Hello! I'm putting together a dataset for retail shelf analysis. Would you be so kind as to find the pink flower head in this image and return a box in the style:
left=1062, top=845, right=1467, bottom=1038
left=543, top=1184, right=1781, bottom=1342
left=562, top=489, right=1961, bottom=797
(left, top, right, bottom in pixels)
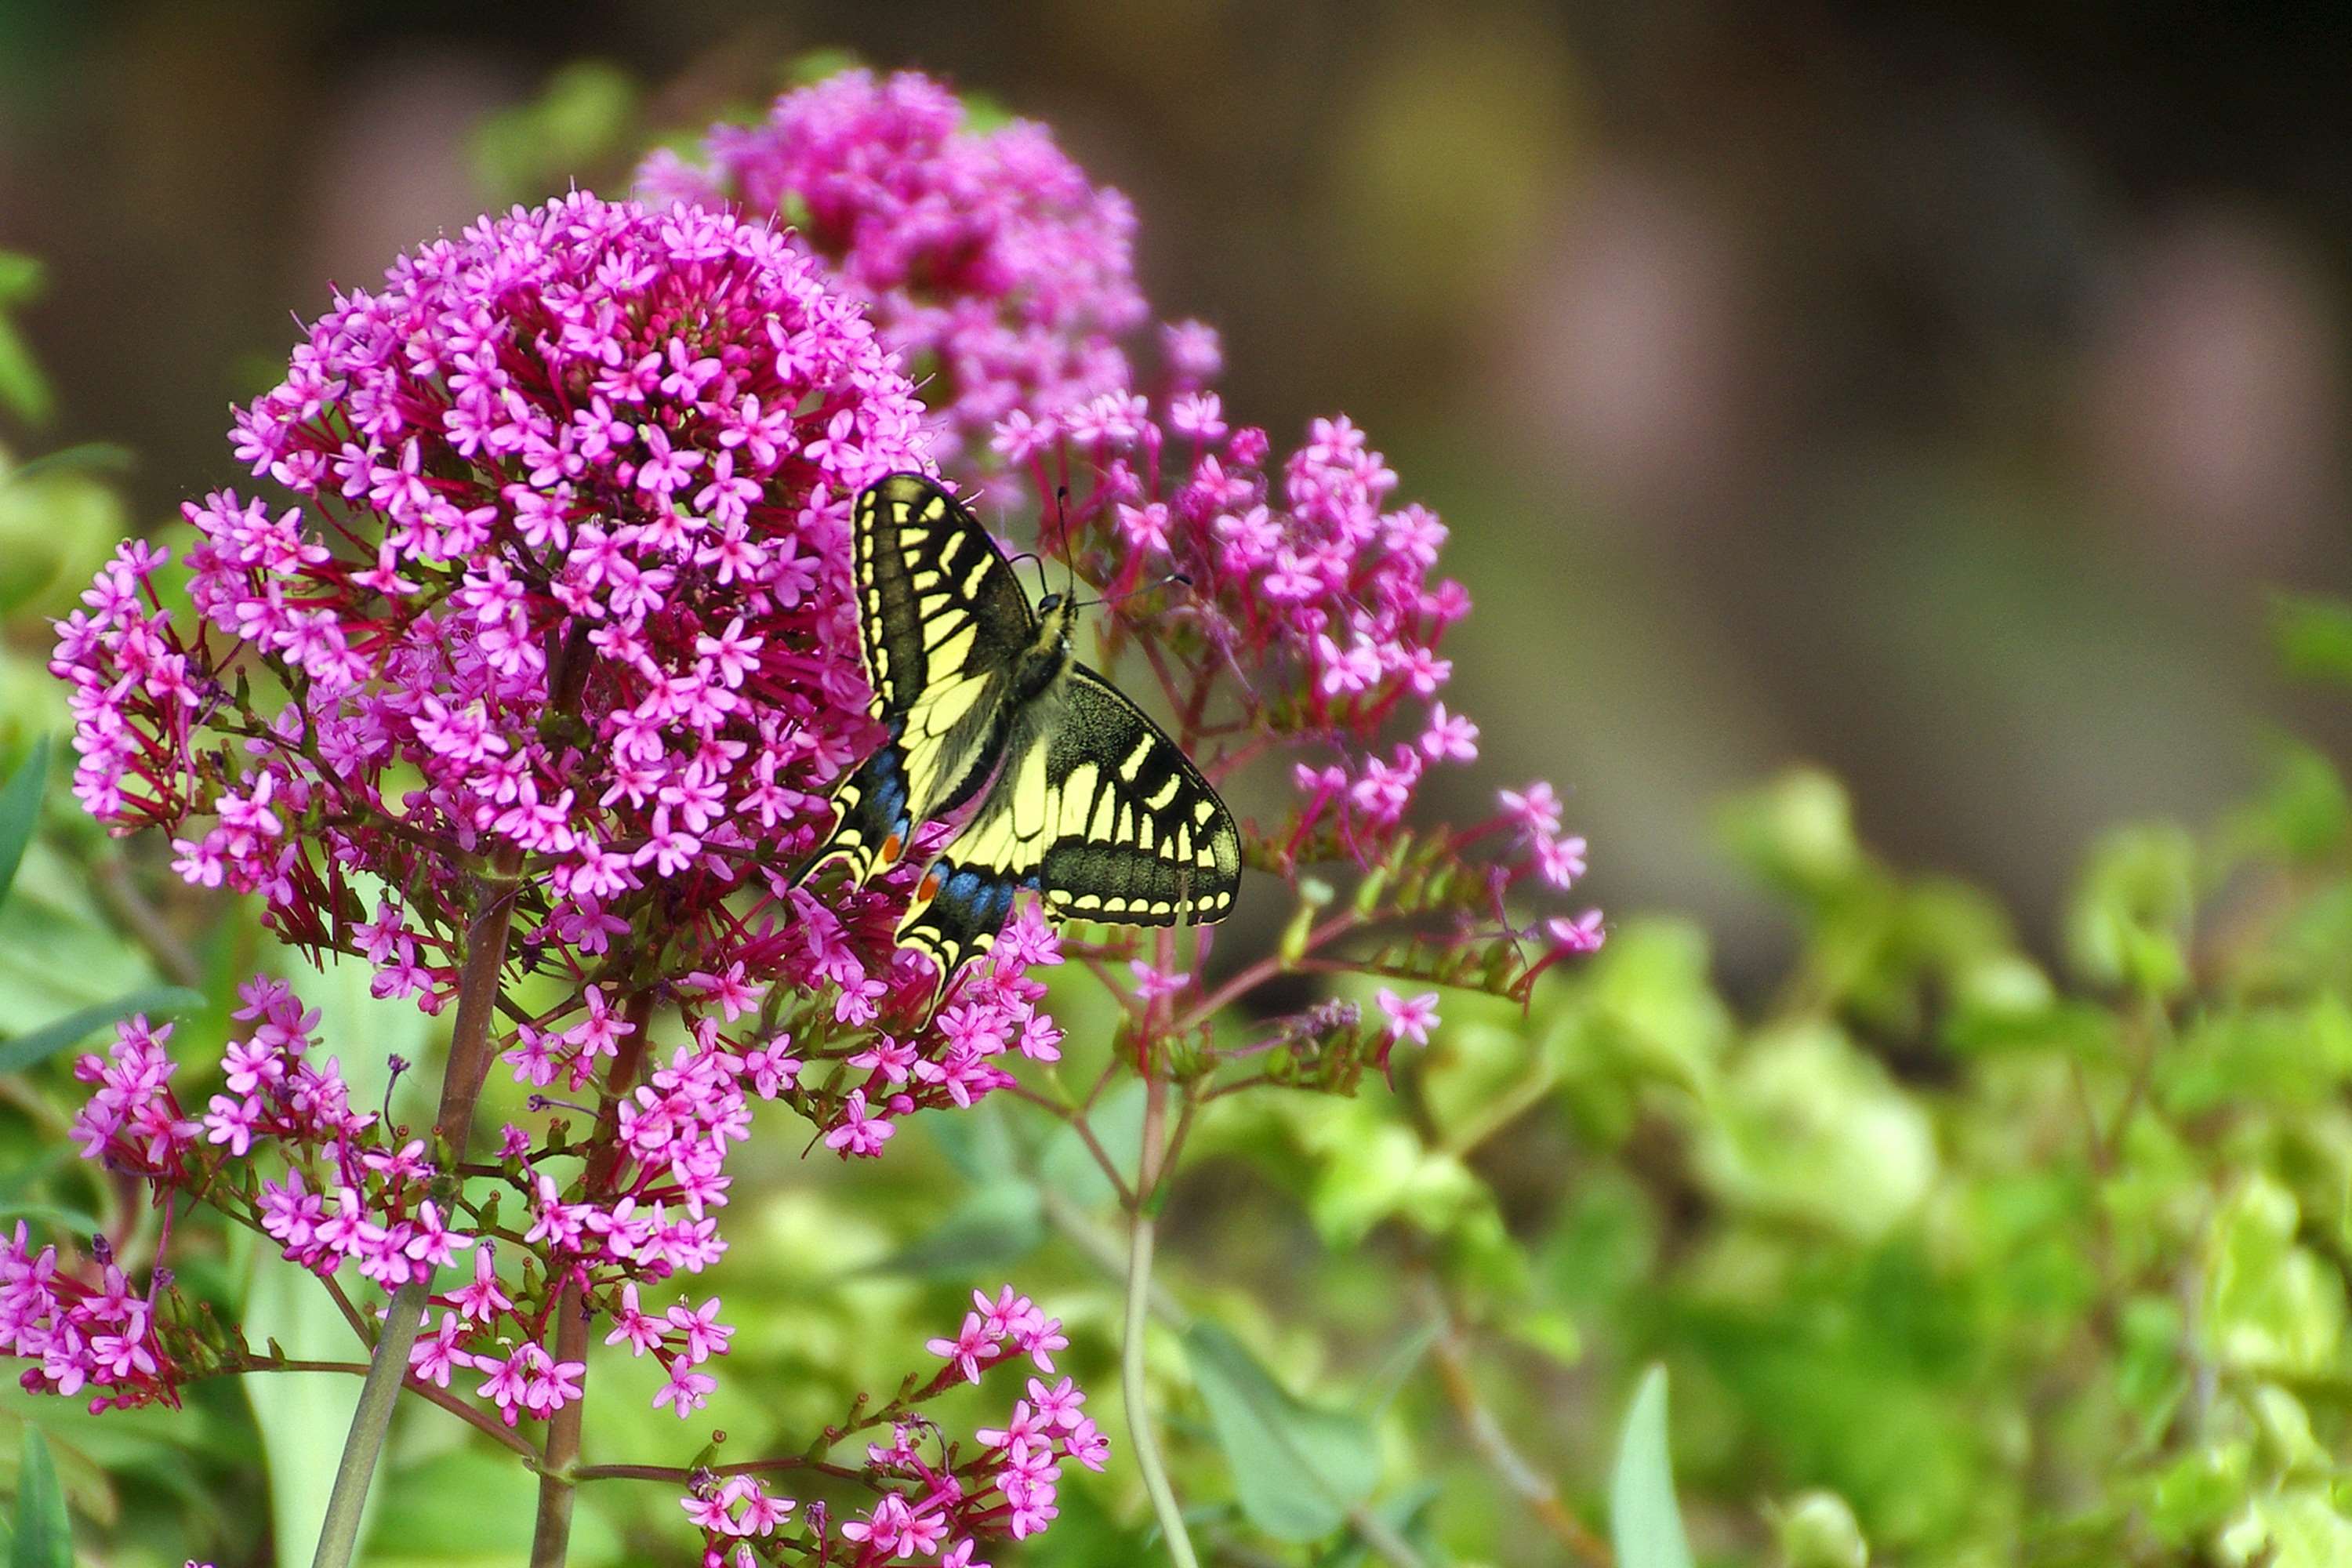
left=53, top=191, right=929, bottom=1014
left=641, top=68, right=1146, bottom=459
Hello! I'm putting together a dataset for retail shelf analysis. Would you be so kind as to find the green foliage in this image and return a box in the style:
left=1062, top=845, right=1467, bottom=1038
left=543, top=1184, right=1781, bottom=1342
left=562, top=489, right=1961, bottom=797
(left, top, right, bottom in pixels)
left=470, top=63, right=641, bottom=206
left=8, top=1427, right=71, bottom=1568
left=0, top=737, right=47, bottom=912
left=1610, top=1367, right=1693, bottom=1568
left=0, top=252, right=54, bottom=427
left=1184, top=1323, right=1380, bottom=1541
left=0, top=985, right=207, bottom=1076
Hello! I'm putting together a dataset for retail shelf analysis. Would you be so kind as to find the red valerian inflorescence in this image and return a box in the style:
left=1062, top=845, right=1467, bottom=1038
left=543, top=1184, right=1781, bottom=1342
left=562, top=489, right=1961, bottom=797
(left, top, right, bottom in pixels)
left=639, top=67, right=1152, bottom=465
left=25, top=65, right=1597, bottom=1568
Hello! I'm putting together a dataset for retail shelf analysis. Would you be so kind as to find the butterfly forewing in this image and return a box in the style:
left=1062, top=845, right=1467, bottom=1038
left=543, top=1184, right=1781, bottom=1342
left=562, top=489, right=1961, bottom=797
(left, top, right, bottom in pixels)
left=821, top=476, right=1035, bottom=878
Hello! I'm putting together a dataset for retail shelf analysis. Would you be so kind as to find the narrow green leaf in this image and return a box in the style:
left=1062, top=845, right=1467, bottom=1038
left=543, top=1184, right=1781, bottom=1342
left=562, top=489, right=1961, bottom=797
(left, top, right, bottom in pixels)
left=0, top=734, right=52, bottom=911
left=245, top=1251, right=378, bottom=1568
left=1186, top=1322, right=1380, bottom=1542
left=0, top=985, right=209, bottom=1076
left=10, top=1425, right=72, bottom=1568
left=3, top=442, right=135, bottom=486
left=244, top=950, right=419, bottom=1568
left=0, top=1145, right=74, bottom=1203
left=0, top=1203, right=103, bottom=1237
left=1610, top=1366, right=1694, bottom=1568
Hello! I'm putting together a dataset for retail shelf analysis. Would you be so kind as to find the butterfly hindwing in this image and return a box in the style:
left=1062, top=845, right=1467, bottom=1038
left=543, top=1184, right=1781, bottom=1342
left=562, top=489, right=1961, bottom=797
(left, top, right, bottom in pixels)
left=813, top=475, right=1033, bottom=881
left=895, top=856, right=1024, bottom=999
left=894, top=664, right=1242, bottom=1004
left=1034, top=665, right=1242, bottom=925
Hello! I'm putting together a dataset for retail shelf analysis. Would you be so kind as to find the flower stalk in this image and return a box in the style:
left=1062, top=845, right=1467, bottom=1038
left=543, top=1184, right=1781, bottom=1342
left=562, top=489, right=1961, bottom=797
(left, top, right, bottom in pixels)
left=309, top=852, right=522, bottom=1568
left=1123, top=1072, right=1200, bottom=1568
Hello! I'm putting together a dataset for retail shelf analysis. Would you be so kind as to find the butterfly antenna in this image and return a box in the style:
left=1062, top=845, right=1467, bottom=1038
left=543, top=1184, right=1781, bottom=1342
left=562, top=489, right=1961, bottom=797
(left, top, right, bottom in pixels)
left=1080, top=570, right=1192, bottom=615
left=1054, top=485, right=1075, bottom=601
left=1003, top=549, right=1051, bottom=598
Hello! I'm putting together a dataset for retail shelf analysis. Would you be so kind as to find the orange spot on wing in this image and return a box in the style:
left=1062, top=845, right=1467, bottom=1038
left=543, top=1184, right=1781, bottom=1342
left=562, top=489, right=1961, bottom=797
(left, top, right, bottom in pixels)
left=880, top=831, right=903, bottom=865
left=918, top=870, right=942, bottom=902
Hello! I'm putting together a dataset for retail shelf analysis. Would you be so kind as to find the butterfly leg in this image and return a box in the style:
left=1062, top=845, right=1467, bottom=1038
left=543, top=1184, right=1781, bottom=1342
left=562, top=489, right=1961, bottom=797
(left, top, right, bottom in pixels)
left=796, top=737, right=917, bottom=887
left=894, top=858, right=1025, bottom=1009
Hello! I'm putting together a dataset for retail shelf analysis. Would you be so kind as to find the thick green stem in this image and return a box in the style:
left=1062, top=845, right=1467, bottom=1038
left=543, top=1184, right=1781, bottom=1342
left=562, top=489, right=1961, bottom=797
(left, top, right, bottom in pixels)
left=1124, top=1075, right=1200, bottom=1568
left=309, top=855, right=523, bottom=1568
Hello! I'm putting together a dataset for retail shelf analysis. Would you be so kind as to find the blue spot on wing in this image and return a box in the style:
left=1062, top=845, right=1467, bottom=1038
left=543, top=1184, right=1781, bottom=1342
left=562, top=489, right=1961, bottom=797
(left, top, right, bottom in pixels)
left=898, top=855, right=1023, bottom=1005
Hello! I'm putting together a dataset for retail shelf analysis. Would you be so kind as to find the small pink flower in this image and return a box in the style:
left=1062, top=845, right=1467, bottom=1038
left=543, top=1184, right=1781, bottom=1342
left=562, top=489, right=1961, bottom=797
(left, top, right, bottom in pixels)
left=1376, top=989, right=1441, bottom=1048
left=653, top=1358, right=718, bottom=1418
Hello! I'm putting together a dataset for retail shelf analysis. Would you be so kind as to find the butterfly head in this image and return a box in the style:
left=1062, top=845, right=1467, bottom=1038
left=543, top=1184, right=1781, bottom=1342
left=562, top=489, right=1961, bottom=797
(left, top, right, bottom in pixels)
left=1034, top=590, right=1076, bottom=644
left=1013, top=590, right=1079, bottom=704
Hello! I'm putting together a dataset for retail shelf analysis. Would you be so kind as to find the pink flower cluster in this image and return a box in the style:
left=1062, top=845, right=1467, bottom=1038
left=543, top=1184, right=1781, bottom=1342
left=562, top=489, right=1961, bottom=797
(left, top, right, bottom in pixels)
left=680, top=1287, right=1101, bottom=1568
left=1, top=1226, right=171, bottom=1411
left=1036, top=407, right=1475, bottom=839
left=49, top=188, right=1093, bottom=1142
left=50, top=191, right=933, bottom=1015
left=31, top=971, right=776, bottom=1432
left=632, top=65, right=1602, bottom=1010
left=1000, top=395, right=1599, bottom=953
left=28, top=58, right=1606, bottom=1568
left=641, top=68, right=1148, bottom=460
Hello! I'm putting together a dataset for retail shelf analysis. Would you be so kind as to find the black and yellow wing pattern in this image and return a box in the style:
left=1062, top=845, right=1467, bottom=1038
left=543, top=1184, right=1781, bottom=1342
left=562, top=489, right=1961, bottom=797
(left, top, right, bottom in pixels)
left=805, top=473, right=1243, bottom=1007
left=814, top=473, right=1035, bottom=884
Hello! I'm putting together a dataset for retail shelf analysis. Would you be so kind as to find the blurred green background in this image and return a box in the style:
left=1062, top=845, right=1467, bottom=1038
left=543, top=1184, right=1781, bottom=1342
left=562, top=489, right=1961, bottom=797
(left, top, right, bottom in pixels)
left=8, top=5, right=2352, bottom=1566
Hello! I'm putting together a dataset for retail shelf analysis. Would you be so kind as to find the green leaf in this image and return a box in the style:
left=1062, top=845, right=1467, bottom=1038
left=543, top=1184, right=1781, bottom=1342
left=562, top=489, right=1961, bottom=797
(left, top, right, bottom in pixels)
left=1718, top=768, right=1867, bottom=898
left=0, top=1202, right=103, bottom=1237
left=1769, top=1490, right=1870, bottom=1568
left=1691, top=1022, right=1936, bottom=1242
left=243, top=949, right=423, bottom=1568
left=2064, top=824, right=2196, bottom=997
left=0, top=735, right=51, bottom=912
left=470, top=61, right=638, bottom=205
left=2, top=442, right=135, bottom=487
left=0, top=985, right=208, bottom=1076
left=865, top=1182, right=1044, bottom=1278
left=10, top=1425, right=71, bottom=1568
left=1185, top=1322, right=1380, bottom=1542
left=2273, top=593, right=2352, bottom=686
left=2201, top=1174, right=2345, bottom=1377
left=0, top=314, right=53, bottom=427
left=244, top=1251, right=376, bottom=1568
left=1609, top=1366, right=1693, bottom=1568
